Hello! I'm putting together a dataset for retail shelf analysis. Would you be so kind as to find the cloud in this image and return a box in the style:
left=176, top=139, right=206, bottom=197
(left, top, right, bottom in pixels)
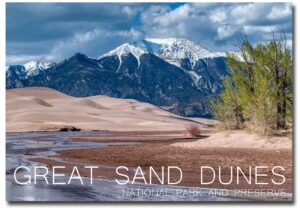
left=141, top=3, right=293, bottom=51
left=267, top=3, right=292, bottom=20
left=6, top=27, right=144, bottom=64
left=141, top=4, right=218, bottom=47
left=6, top=3, right=293, bottom=65
left=6, top=55, right=48, bottom=65
left=46, top=28, right=144, bottom=61
left=6, top=3, right=138, bottom=42
left=6, top=3, right=143, bottom=64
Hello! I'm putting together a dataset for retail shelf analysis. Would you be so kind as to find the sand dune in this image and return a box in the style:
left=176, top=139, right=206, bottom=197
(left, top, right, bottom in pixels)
left=6, top=87, right=211, bottom=133
left=172, top=130, right=292, bottom=150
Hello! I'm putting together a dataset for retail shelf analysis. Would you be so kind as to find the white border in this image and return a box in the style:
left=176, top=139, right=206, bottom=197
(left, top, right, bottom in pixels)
left=0, top=0, right=298, bottom=207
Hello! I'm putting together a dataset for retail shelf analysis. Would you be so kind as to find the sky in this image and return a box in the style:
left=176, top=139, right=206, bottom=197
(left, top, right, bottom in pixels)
left=6, top=2, right=293, bottom=65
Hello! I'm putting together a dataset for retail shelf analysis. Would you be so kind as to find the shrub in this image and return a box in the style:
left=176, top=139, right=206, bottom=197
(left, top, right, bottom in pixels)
left=212, top=33, right=292, bottom=134
left=185, top=125, right=201, bottom=137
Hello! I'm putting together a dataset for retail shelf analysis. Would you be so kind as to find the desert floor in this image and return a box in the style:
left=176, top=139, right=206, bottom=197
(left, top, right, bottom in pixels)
left=29, top=130, right=292, bottom=193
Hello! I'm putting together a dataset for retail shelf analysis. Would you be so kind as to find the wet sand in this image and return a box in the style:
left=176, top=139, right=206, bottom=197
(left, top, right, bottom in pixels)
left=69, top=130, right=210, bottom=142
left=30, top=140, right=292, bottom=193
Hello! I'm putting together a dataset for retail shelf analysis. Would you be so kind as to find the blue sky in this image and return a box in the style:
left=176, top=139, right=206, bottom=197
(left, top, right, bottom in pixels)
left=6, top=2, right=293, bottom=65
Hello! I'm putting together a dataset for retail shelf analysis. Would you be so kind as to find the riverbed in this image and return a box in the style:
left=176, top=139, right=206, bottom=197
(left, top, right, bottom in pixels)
left=6, top=131, right=290, bottom=201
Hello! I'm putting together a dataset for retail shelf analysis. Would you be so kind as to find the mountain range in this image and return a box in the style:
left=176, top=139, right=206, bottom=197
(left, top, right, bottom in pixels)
left=6, top=38, right=229, bottom=117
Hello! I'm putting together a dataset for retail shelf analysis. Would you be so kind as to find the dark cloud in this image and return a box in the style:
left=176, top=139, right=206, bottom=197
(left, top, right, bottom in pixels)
left=6, top=3, right=137, bottom=42
left=6, top=3, right=293, bottom=65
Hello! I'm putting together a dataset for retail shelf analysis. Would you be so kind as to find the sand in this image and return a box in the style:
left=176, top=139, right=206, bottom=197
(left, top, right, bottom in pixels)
left=6, top=87, right=211, bottom=133
left=172, top=130, right=292, bottom=150
left=30, top=142, right=292, bottom=193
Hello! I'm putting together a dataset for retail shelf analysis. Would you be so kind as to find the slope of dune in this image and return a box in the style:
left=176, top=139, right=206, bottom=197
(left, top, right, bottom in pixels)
left=6, top=87, right=211, bottom=132
left=171, top=130, right=292, bottom=150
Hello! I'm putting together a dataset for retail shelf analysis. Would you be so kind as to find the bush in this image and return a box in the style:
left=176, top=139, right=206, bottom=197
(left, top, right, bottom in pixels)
left=185, top=125, right=201, bottom=137
left=212, top=33, right=292, bottom=134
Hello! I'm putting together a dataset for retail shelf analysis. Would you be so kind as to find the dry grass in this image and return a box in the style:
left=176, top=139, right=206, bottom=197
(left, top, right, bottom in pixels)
left=185, top=125, right=201, bottom=137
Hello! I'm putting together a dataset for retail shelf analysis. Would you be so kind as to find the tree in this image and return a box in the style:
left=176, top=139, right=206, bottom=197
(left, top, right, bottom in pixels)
left=211, top=75, right=246, bottom=129
left=212, top=33, right=292, bottom=133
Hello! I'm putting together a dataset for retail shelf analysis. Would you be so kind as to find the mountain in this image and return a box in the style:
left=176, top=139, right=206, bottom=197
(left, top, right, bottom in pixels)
left=23, top=61, right=53, bottom=76
left=145, top=38, right=223, bottom=66
left=143, top=38, right=228, bottom=94
left=6, top=61, right=54, bottom=88
left=99, top=43, right=146, bottom=69
left=6, top=38, right=229, bottom=117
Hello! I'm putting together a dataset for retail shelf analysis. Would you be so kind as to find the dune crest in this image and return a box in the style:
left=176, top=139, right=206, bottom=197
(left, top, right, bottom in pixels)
left=6, top=87, right=210, bottom=133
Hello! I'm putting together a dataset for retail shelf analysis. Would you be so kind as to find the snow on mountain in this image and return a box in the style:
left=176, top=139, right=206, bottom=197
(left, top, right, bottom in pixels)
left=23, top=61, right=53, bottom=76
left=144, top=38, right=225, bottom=68
left=97, top=38, right=227, bottom=88
left=187, top=70, right=202, bottom=83
left=99, top=38, right=226, bottom=71
left=101, top=43, right=146, bottom=58
left=99, top=43, right=147, bottom=71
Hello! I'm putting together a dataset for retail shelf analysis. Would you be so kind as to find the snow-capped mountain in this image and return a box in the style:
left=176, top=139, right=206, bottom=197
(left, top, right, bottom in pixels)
left=23, top=61, right=53, bottom=76
left=6, top=60, right=53, bottom=78
left=140, top=38, right=227, bottom=92
left=100, top=43, right=147, bottom=71
left=6, top=61, right=54, bottom=88
left=145, top=38, right=225, bottom=68
left=100, top=43, right=146, bottom=59
left=6, top=38, right=229, bottom=117
left=99, top=38, right=227, bottom=93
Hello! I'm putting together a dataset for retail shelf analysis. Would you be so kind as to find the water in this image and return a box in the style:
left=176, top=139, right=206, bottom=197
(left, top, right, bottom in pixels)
left=6, top=131, right=287, bottom=201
